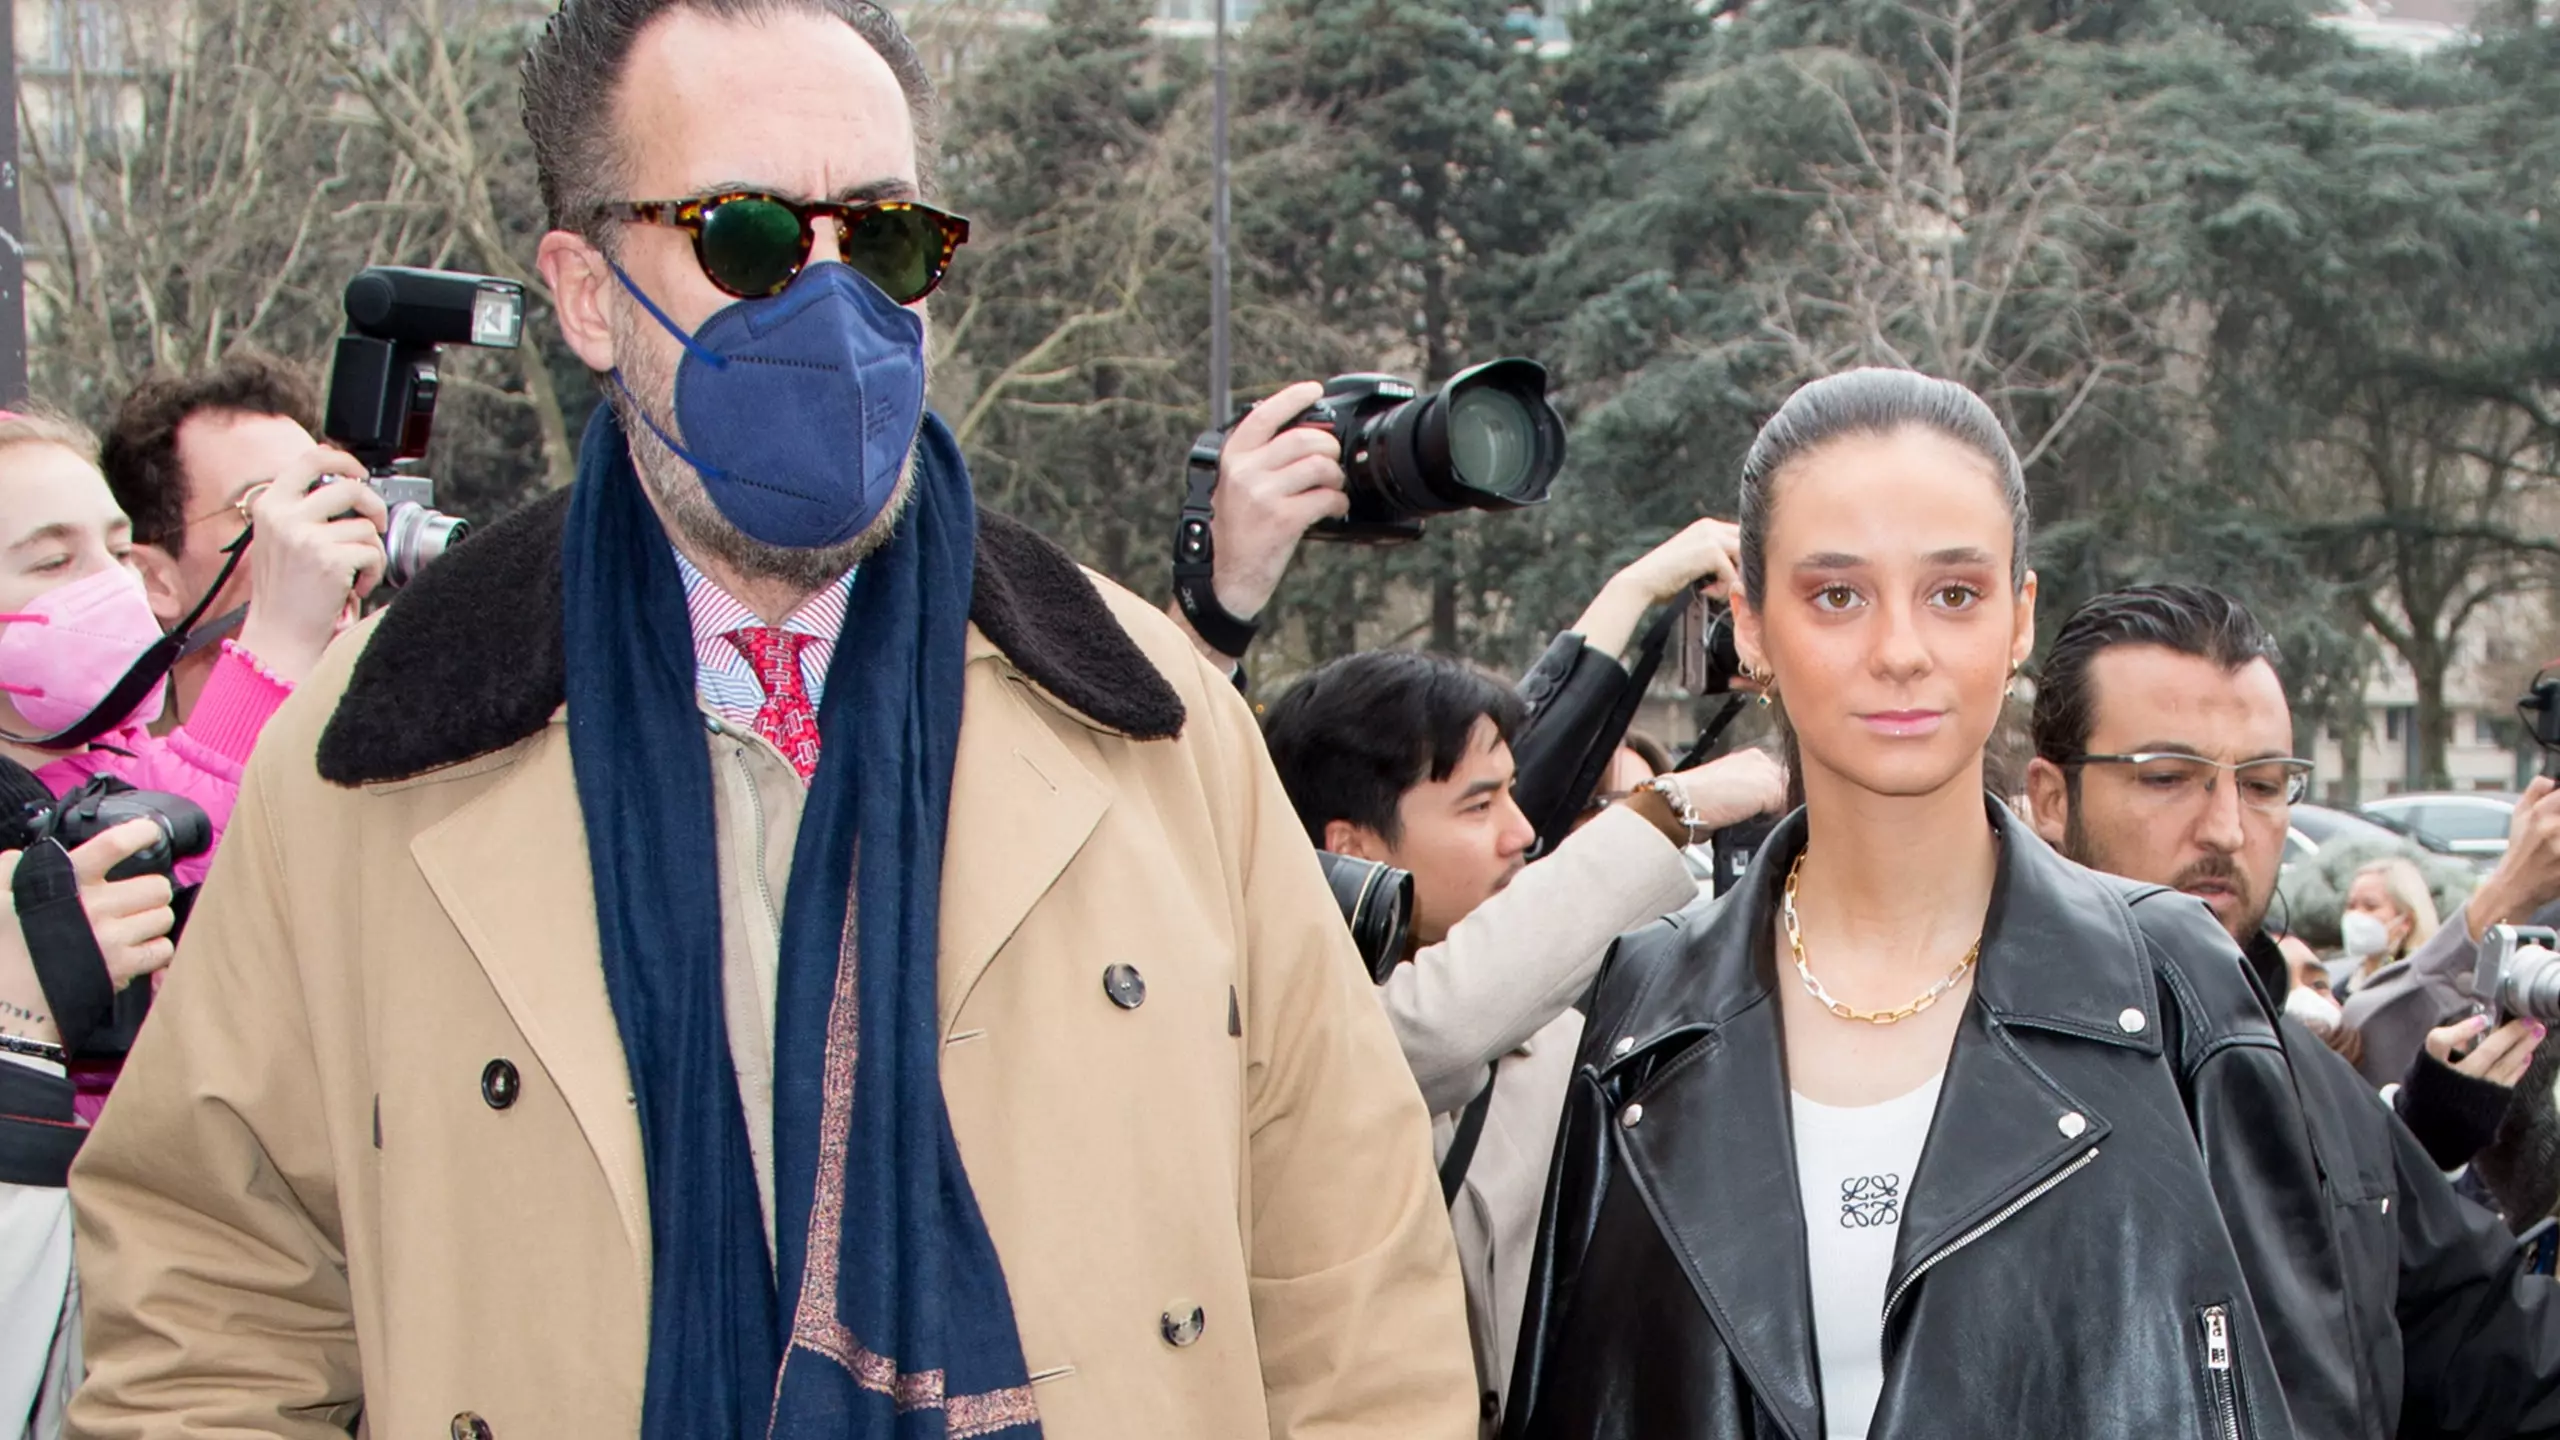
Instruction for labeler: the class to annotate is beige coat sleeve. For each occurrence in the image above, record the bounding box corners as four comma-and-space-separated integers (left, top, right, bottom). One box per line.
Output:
67, 723, 363, 1438
1186, 662, 1477, 1440
1380, 805, 1700, 1116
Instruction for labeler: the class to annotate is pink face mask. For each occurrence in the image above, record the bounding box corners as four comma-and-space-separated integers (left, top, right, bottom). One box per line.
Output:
0, 565, 167, 736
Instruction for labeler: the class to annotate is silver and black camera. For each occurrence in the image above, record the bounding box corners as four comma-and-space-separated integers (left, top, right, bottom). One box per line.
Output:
322, 266, 526, 585
2471, 924, 2560, 1025
1317, 851, 1415, 983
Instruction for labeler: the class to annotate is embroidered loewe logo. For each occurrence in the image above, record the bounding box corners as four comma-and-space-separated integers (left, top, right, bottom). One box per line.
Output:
1839, 1174, 1903, 1229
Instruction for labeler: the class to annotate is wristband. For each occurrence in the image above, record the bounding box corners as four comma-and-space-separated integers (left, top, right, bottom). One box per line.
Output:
1171, 431, 1262, 660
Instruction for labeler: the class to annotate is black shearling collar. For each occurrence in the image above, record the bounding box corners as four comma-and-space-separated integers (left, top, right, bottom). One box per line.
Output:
316, 488, 1185, 787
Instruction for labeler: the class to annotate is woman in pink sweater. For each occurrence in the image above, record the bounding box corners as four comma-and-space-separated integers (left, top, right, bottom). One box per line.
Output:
0, 405, 386, 1110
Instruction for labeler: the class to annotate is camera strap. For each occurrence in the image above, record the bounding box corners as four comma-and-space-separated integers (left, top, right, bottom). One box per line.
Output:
10, 839, 115, 1056
1440, 1066, 1498, 1207
1171, 431, 1263, 660
0, 525, 253, 751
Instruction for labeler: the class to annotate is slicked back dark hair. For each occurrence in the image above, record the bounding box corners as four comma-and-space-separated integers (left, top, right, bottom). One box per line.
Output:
1737, 367, 2030, 603
1262, 650, 1529, 849
520, 0, 937, 250
2032, 583, 2284, 766
101, 351, 320, 556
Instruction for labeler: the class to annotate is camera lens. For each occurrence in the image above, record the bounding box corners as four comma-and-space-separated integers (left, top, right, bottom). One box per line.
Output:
2506, 943, 2560, 1024
1447, 387, 1540, 500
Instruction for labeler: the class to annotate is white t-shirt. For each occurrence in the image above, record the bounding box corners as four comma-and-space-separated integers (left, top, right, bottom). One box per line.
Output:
1790, 1074, 1944, 1440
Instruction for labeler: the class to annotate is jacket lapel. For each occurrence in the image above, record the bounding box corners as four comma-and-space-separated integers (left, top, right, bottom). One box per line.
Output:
407, 718, 651, 1282
1885, 810, 2162, 1335
1614, 993, 1823, 1440
936, 635, 1110, 1033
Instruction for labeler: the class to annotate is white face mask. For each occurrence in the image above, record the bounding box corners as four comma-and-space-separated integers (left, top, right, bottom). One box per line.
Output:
2283, 983, 2344, 1036
2340, 909, 2392, 962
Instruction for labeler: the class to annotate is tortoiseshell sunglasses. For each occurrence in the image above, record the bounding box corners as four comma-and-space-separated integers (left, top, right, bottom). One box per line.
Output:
601, 190, 970, 303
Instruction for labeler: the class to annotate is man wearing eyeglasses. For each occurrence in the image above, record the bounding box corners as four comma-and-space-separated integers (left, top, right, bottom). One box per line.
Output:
101, 353, 382, 726
2024, 582, 2560, 1440
62, 4, 1473, 1439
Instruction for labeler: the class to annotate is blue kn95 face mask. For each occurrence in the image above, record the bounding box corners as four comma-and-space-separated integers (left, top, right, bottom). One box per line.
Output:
610, 260, 926, 550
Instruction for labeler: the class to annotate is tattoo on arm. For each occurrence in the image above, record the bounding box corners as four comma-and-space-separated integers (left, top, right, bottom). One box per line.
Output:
0, 999, 49, 1027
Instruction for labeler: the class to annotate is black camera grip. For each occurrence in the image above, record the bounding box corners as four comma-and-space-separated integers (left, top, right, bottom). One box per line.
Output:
10, 840, 115, 1056
1172, 430, 1264, 660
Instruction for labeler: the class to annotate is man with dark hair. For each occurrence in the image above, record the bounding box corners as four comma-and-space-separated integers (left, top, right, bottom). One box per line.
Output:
2026, 582, 2560, 1440
100, 352, 362, 722
1263, 649, 1781, 1434
65, 4, 1474, 1438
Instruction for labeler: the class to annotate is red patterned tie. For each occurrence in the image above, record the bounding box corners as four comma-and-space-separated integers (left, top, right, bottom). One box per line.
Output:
726, 626, 822, 782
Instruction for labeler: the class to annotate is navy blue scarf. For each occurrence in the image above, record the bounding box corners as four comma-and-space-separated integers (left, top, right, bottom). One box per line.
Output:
562, 404, 1039, 1439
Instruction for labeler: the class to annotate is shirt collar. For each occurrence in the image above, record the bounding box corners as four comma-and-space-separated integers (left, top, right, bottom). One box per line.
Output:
672, 548, 854, 644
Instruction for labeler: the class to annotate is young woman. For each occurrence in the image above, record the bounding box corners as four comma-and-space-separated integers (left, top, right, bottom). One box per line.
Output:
1505, 370, 2328, 1440
0, 406, 385, 1109
2339, 855, 2441, 991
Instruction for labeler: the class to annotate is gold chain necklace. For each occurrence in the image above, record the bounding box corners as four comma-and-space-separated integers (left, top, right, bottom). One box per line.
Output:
1781, 849, 1982, 1026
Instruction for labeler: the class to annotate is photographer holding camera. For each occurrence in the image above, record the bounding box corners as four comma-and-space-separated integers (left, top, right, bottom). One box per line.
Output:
0, 407, 384, 1076
100, 354, 373, 727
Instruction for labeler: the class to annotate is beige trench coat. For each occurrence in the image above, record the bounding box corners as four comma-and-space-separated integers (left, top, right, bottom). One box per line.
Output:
65, 498, 1473, 1440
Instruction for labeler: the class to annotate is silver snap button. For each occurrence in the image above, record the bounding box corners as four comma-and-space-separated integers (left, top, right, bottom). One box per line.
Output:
2118, 1007, 2147, 1034
1160, 1302, 1205, 1347
2058, 1111, 2087, 1139
1611, 1035, 1635, 1059
1620, 1103, 1644, 1129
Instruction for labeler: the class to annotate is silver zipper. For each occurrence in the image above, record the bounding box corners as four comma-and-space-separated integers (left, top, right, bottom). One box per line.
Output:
2203, 1304, 2243, 1440
1879, 1147, 2099, 1339
731, 747, 781, 938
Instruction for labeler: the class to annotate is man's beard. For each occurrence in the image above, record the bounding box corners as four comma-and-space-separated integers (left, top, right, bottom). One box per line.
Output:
2061, 804, 2269, 942
604, 301, 913, 592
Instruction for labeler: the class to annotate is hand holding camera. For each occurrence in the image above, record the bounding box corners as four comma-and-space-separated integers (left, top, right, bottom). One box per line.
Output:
2425, 1013, 2544, 1089
232, 450, 390, 686
1574, 517, 1744, 665
0, 820, 182, 1047
1195, 382, 1350, 636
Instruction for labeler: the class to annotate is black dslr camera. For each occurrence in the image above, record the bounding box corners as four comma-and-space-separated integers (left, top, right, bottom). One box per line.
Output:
1172, 359, 1567, 653
1187, 359, 1567, 546
323, 266, 526, 585
3, 771, 211, 1061
15, 775, 212, 883
1317, 852, 1415, 984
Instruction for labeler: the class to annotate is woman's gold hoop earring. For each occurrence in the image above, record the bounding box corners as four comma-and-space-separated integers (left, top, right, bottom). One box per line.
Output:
1748, 664, 1776, 707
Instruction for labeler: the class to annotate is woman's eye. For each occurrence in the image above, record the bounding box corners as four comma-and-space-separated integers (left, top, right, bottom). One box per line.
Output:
30, 554, 70, 573
1933, 584, 1982, 609
1812, 584, 1861, 612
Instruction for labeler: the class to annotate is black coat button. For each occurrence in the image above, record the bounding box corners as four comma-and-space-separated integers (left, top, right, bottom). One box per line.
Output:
480, 1059, 520, 1110
1102, 964, 1147, 1010
450, 1414, 493, 1440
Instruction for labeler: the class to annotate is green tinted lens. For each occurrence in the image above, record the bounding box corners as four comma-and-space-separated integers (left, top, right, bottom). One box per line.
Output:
1447, 387, 1537, 498
699, 198, 806, 296
842, 207, 941, 303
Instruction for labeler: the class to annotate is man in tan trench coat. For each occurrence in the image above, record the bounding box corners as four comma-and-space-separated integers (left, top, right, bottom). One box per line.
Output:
63, 3, 1474, 1437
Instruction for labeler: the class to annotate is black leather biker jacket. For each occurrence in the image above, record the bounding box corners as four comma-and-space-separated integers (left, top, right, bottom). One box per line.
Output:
1507, 803, 2316, 1440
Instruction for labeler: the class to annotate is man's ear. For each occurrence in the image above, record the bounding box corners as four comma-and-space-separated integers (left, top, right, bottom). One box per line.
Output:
2023, 755, 2071, 850
1324, 819, 1389, 862
129, 543, 187, 629
2013, 568, 2040, 672
538, 230, 619, 373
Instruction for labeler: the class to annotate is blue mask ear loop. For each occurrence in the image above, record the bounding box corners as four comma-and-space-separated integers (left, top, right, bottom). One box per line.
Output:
604, 261, 733, 481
